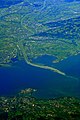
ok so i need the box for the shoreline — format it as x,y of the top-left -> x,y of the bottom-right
17,43 -> 79,79
18,42 -> 66,76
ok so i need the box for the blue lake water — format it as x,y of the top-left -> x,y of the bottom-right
0,57 -> 80,99
32,55 -> 57,65
33,54 -> 80,78
52,54 -> 80,78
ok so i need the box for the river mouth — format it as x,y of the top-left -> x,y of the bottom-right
0,59 -> 80,99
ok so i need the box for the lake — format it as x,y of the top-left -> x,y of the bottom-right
0,54 -> 80,99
